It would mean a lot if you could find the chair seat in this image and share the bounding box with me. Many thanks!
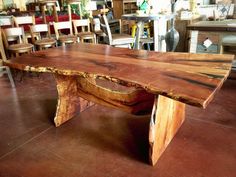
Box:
[8,43,34,53]
[77,32,95,39]
[140,37,154,44]
[111,34,134,46]
[222,35,236,46]
[58,35,77,44]
[95,30,106,36]
[35,38,57,47]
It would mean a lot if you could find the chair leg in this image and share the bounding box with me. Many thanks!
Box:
[220,45,224,54]
[5,66,15,88]
[147,43,151,51]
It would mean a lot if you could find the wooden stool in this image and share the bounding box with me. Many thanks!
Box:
[131,23,153,50]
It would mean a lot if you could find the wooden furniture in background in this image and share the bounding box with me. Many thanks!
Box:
[5,43,233,166]
[2,27,34,57]
[90,17,106,43]
[0,16,14,28]
[122,13,174,51]
[53,21,77,46]
[72,19,96,43]
[67,0,82,21]
[0,30,15,88]
[92,8,109,16]
[100,14,134,47]
[174,15,206,52]
[13,15,36,41]
[30,24,57,50]
[188,20,236,54]
[39,0,59,24]
[113,0,138,19]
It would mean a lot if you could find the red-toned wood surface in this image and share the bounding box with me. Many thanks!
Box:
[54,74,94,127]
[149,95,185,165]
[5,43,233,108]
[5,43,233,166]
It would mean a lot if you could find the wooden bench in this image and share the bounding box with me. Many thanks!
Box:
[5,43,234,166]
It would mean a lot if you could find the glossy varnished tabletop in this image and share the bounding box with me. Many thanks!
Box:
[5,43,234,166]
[6,43,233,107]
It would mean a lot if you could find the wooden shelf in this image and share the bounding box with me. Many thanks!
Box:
[113,0,137,19]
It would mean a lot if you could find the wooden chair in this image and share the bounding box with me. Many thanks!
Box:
[72,19,96,43]
[2,27,34,58]
[100,14,134,48]
[90,17,106,43]
[30,24,57,50]
[39,0,59,24]
[53,21,77,46]
[67,0,82,21]
[0,16,14,28]
[0,29,15,88]
[13,15,36,41]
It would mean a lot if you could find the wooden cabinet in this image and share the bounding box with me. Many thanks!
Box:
[113,0,137,19]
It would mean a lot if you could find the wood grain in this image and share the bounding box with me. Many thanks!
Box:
[54,74,94,127]
[5,43,233,108]
[4,43,233,166]
[54,74,154,126]
[149,95,185,165]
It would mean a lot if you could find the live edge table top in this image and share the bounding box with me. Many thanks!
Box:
[5,43,234,108]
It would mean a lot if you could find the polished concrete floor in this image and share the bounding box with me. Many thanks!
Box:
[0,71,235,177]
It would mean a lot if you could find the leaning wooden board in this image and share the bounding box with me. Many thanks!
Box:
[5,43,234,166]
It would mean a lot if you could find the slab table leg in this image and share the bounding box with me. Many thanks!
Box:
[149,95,185,165]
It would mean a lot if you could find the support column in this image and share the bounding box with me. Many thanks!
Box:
[54,74,94,127]
[149,95,185,165]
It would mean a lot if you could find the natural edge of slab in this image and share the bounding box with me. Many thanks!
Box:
[4,62,211,108]
[54,74,94,127]
[149,95,185,166]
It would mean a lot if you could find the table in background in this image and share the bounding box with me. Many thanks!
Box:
[187,20,236,54]
[122,13,175,51]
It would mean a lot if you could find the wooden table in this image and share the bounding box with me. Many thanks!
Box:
[122,13,174,51]
[5,43,233,166]
[187,20,236,53]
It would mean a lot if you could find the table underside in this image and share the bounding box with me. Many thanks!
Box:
[54,73,185,166]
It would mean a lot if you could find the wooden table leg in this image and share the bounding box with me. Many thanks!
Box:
[54,74,94,127]
[149,95,185,165]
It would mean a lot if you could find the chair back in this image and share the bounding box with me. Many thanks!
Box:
[53,21,73,40]
[100,15,112,45]
[72,19,91,35]
[0,16,13,28]
[39,0,59,23]
[90,18,101,32]
[67,0,82,21]
[0,29,7,61]
[13,15,35,27]
[2,27,27,48]
[30,24,51,42]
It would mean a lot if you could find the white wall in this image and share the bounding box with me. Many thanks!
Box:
[149,0,171,13]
